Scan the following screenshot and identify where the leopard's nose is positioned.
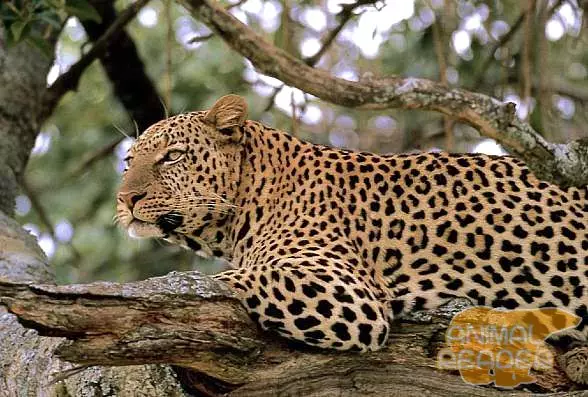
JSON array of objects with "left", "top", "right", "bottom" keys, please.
[{"left": 118, "top": 191, "right": 147, "bottom": 210}]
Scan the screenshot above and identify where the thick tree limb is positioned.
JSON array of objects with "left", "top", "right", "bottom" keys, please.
[
  {"left": 0, "top": 269, "right": 583, "bottom": 396},
  {"left": 80, "top": 0, "right": 167, "bottom": 131},
  {"left": 178, "top": 0, "right": 588, "bottom": 188},
  {"left": 44, "top": 0, "right": 160, "bottom": 130}
]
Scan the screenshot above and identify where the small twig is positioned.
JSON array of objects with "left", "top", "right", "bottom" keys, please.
[
  {"left": 290, "top": 90, "right": 298, "bottom": 136},
  {"left": 34, "top": 136, "right": 124, "bottom": 195},
  {"left": 21, "top": 179, "right": 83, "bottom": 264},
  {"left": 505, "top": 74, "right": 588, "bottom": 103},
  {"left": 263, "top": 0, "right": 378, "bottom": 112},
  {"left": 64, "top": 137, "right": 125, "bottom": 185},
  {"left": 536, "top": 1, "right": 553, "bottom": 139},
  {"left": 473, "top": 0, "right": 565, "bottom": 89},
  {"left": 164, "top": 0, "right": 173, "bottom": 110},
  {"left": 520, "top": 0, "right": 535, "bottom": 121},
  {"left": 431, "top": 5, "right": 454, "bottom": 151},
  {"left": 44, "top": 0, "right": 150, "bottom": 113},
  {"left": 472, "top": 12, "right": 525, "bottom": 89},
  {"left": 20, "top": 178, "right": 82, "bottom": 265},
  {"left": 226, "top": 0, "right": 248, "bottom": 9},
  {"left": 20, "top": 178, "right": 55, "bottom": 240},
  {"left": 304, "top": 0, "right": 374, "bottom": 66},
  {"left": 263, "top": 87, "right": 282, "bottom": 112},
  {"left": 187, "top": 33, "right": 213, "bottom": 44}
]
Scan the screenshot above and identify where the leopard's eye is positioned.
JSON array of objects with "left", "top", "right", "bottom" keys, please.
[
  {"left": 123, "top": 156, "right": 133, "bottom": 170},
  {"left": 162, "top": 150, "right": 184, "bottom": 164}
]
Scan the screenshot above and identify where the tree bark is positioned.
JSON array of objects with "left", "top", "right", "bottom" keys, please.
[
  {"left": 0, "top": 211, "right": 191, "bottom": 396},
  {"left": 0, "top": 29, "right": 55, "bottom": 215},
  {"left": 0, "top": 268, "right": 584, "bottom": 396}
]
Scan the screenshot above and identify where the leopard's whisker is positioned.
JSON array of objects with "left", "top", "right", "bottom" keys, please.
[{"left": 113, "top": 124, "right": 133, "bottom": 140}]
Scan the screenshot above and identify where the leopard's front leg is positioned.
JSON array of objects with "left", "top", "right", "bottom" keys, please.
[{"left": 213, "top": 257, "right": 391, "bottom": 352}]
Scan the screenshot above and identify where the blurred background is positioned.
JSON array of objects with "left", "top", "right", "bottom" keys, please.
[{"left": 13, "top": 0, "right": 588, "bottom": 283}]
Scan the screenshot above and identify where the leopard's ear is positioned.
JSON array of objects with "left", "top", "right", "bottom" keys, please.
[{"left": 204, "top": 95, "right": 247, "bottom": 143}]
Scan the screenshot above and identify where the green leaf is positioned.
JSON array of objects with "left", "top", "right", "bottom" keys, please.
[
  {"left": 0, "top": 5, "right": 18, "bottom": 22},
  {"left": 65, "top": 0, "right": 101, "bottom": 23},
  {"left": 10, "top": 20, "right": 29, "bottom": 42},
  {"left": 27, "top": 34, "right": 55, "bottom": 58},
  {"left": 38, "top": 12, "right": 63, "bottom": 29}
]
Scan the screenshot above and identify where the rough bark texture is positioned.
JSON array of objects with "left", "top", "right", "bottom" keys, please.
[
  {"left": 178, "top": 0, "right": 588, "bottom": 188},
  {"left": 1, "top": 269, "right": 585, "bottom": 396},
  {"left": 0, "top": 211, "right": 191, "bottom": 396},
  {"left": 0, "top": 30, "right": 55, "bottom": 215}
]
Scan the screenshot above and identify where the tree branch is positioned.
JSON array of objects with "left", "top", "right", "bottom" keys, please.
[
  {"left": 505, "top": 74, "right": 588, "bottom": 103},
  {"left": 263, "top": 0, "right": 373, "bottom": 112},
  {"left": 473, "top": 0, "right": 565, "bottom": 89},
  {"left": 304, "top": 0, "right": 376, "bottom": 66},
  {"left": 431, "top": 6, "right": 454, "bottom": 151},
  {"left": 178, "top": 0, "right": 588, "bottom": 188},
  {"left": 520, "top": 0, "right": 535, "bottom": 120},
  {"left": 44, "top": 0, "right": 153, "bottom": 124},
  {"left": 0, "top": 271, "right": 581, "bottom": 396},
  {"left": 82, "top": 0, "right": 167, "bottom": 131},
  {"left": 472, "top": 12, "right": 525, "bottom": 89}
]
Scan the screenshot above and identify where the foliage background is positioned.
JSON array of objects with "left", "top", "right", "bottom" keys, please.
[{"left": 8, "top": 0, "right": 588, "bottom": 283}]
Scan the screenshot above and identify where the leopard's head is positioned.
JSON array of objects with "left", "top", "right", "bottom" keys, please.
[{"left": 116, "top": 95, "right": 246, "bottom": 242}]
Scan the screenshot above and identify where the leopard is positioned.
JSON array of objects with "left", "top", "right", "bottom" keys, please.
[{"left": 117, "top": 94, "right": 588, "bottom": 383}]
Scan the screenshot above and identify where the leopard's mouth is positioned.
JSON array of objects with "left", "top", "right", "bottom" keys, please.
[
  {"left": 155, "top": 212, "right": 184, "bottom": 233},
  {"left": 127, "top": 218, "right": 165, "bottom": 239},
  {"left": 125, "top": 212, "right": 184, "bottom": 239},
  {"left": 117, "top": 199, "right": 183, "bottom": 239}
]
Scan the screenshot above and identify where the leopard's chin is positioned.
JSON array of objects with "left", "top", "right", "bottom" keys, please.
[{"left": 127, "top": 219, "right": 164, "bottom": 239}]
